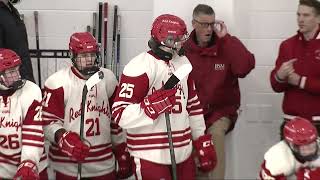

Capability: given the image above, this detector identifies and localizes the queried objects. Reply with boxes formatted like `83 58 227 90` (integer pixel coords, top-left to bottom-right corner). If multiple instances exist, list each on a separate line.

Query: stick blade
86 71 104 90
163 63 193 90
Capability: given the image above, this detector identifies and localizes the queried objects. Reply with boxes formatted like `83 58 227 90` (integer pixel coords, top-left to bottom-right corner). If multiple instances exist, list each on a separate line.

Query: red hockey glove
141 89 177 120
58 131 90 162
114 143 132 179
193 134 217 172
14 160 39 180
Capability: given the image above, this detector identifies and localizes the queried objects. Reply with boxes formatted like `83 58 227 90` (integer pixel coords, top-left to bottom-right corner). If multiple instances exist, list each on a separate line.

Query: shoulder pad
264 141 296 176
44 68 69 89
123 52 152 77
21 80 42 101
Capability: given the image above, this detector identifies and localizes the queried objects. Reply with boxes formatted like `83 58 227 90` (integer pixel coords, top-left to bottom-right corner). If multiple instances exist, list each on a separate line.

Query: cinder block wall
17 0 152 86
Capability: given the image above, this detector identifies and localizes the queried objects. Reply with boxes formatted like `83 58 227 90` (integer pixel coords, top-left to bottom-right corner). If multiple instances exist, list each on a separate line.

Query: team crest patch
214 63 225 71
0 97 11 114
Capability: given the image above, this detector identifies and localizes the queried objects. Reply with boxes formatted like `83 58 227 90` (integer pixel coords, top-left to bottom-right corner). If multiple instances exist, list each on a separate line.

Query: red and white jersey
0 81 47 179
42 67 125 177
112 51 206 164
259 141 320 180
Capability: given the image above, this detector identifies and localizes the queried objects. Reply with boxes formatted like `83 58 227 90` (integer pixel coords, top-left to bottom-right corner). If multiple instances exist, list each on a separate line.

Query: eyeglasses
193 19 215 28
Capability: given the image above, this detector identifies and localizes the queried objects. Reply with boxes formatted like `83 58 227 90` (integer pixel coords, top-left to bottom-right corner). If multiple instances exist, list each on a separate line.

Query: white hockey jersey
112 51 206 164
0 81 47 179
261 140 320 179
42 67 125 177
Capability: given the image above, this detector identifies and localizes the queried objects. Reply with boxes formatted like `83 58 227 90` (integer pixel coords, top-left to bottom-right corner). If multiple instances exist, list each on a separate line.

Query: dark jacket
0 2 35 82
184 30 255 132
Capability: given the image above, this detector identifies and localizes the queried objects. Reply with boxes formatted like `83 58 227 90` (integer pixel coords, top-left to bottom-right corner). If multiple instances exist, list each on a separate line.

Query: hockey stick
77 71 104 180
103 2 108 68
92 12 97 38
162 64 192 180
115 14 121 79
98 3 103 45
34 11 41 88
97 3 103 67
111 5 118 73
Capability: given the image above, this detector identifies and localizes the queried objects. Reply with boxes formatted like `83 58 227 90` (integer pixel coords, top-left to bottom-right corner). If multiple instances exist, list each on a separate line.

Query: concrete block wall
16 0 300 179
16 0 152 87
232 0 300 178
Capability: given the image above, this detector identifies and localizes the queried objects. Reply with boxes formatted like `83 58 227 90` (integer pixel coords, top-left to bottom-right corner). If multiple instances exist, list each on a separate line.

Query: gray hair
192 4 215 19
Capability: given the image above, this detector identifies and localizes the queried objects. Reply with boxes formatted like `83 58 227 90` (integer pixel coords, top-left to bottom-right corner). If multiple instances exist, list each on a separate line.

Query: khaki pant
197 117 231 180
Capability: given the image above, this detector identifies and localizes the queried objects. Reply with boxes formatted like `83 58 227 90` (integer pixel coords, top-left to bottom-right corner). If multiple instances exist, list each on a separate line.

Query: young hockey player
42 32 131 179
0 48 47 180
260 117 320 180
112 14 217 180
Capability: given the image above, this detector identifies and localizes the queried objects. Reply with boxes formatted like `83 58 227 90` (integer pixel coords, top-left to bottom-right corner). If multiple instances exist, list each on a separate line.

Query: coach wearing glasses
184 4 255 179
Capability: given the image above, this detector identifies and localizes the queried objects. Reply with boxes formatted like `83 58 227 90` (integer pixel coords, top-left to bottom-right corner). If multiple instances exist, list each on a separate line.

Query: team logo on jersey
314 49 320 60
0 97 11 114
0 116 22 131
214 63 225 71
69 100 110 122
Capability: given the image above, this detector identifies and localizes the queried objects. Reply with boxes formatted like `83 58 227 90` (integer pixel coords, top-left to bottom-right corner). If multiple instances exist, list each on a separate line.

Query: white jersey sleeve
42 69 67 143
186 77 205 140
19 81 45 169
264 141 296 177
112 52 155 129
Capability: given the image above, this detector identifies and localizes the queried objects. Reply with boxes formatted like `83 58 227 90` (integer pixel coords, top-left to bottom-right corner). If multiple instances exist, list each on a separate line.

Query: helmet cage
72 52 100 76
0 66 25 90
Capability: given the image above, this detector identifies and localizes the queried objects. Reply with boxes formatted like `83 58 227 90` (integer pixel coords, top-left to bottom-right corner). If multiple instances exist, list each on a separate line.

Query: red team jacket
270 29 320 123
184 30 255 130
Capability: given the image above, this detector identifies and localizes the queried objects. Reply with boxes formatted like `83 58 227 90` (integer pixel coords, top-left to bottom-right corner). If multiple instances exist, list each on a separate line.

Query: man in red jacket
270 0 320 137
184 4 255 179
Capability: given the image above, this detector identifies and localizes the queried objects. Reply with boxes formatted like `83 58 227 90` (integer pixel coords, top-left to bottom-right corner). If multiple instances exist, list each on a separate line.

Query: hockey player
42 32 131 179
259 117 320 180
112 14 217 180
0 48 47 179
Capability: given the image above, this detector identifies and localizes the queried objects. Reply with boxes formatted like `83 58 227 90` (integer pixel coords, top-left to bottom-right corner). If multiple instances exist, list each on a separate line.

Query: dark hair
299 0 320 15
192 4 215 19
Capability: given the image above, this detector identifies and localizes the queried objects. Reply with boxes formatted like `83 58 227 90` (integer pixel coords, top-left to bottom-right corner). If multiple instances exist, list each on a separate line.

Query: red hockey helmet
69 32 100 76
151 14 188 46
0 48 21 73
283 117 318 146
69 32 98 54
0 48 25 89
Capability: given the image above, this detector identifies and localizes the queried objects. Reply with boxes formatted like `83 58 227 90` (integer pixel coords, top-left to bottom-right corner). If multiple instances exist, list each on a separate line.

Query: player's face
162 34 188 52
75 52 96 71
298 141 318 157
1 66 21 87
192 13 215 46
297 5 320 35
